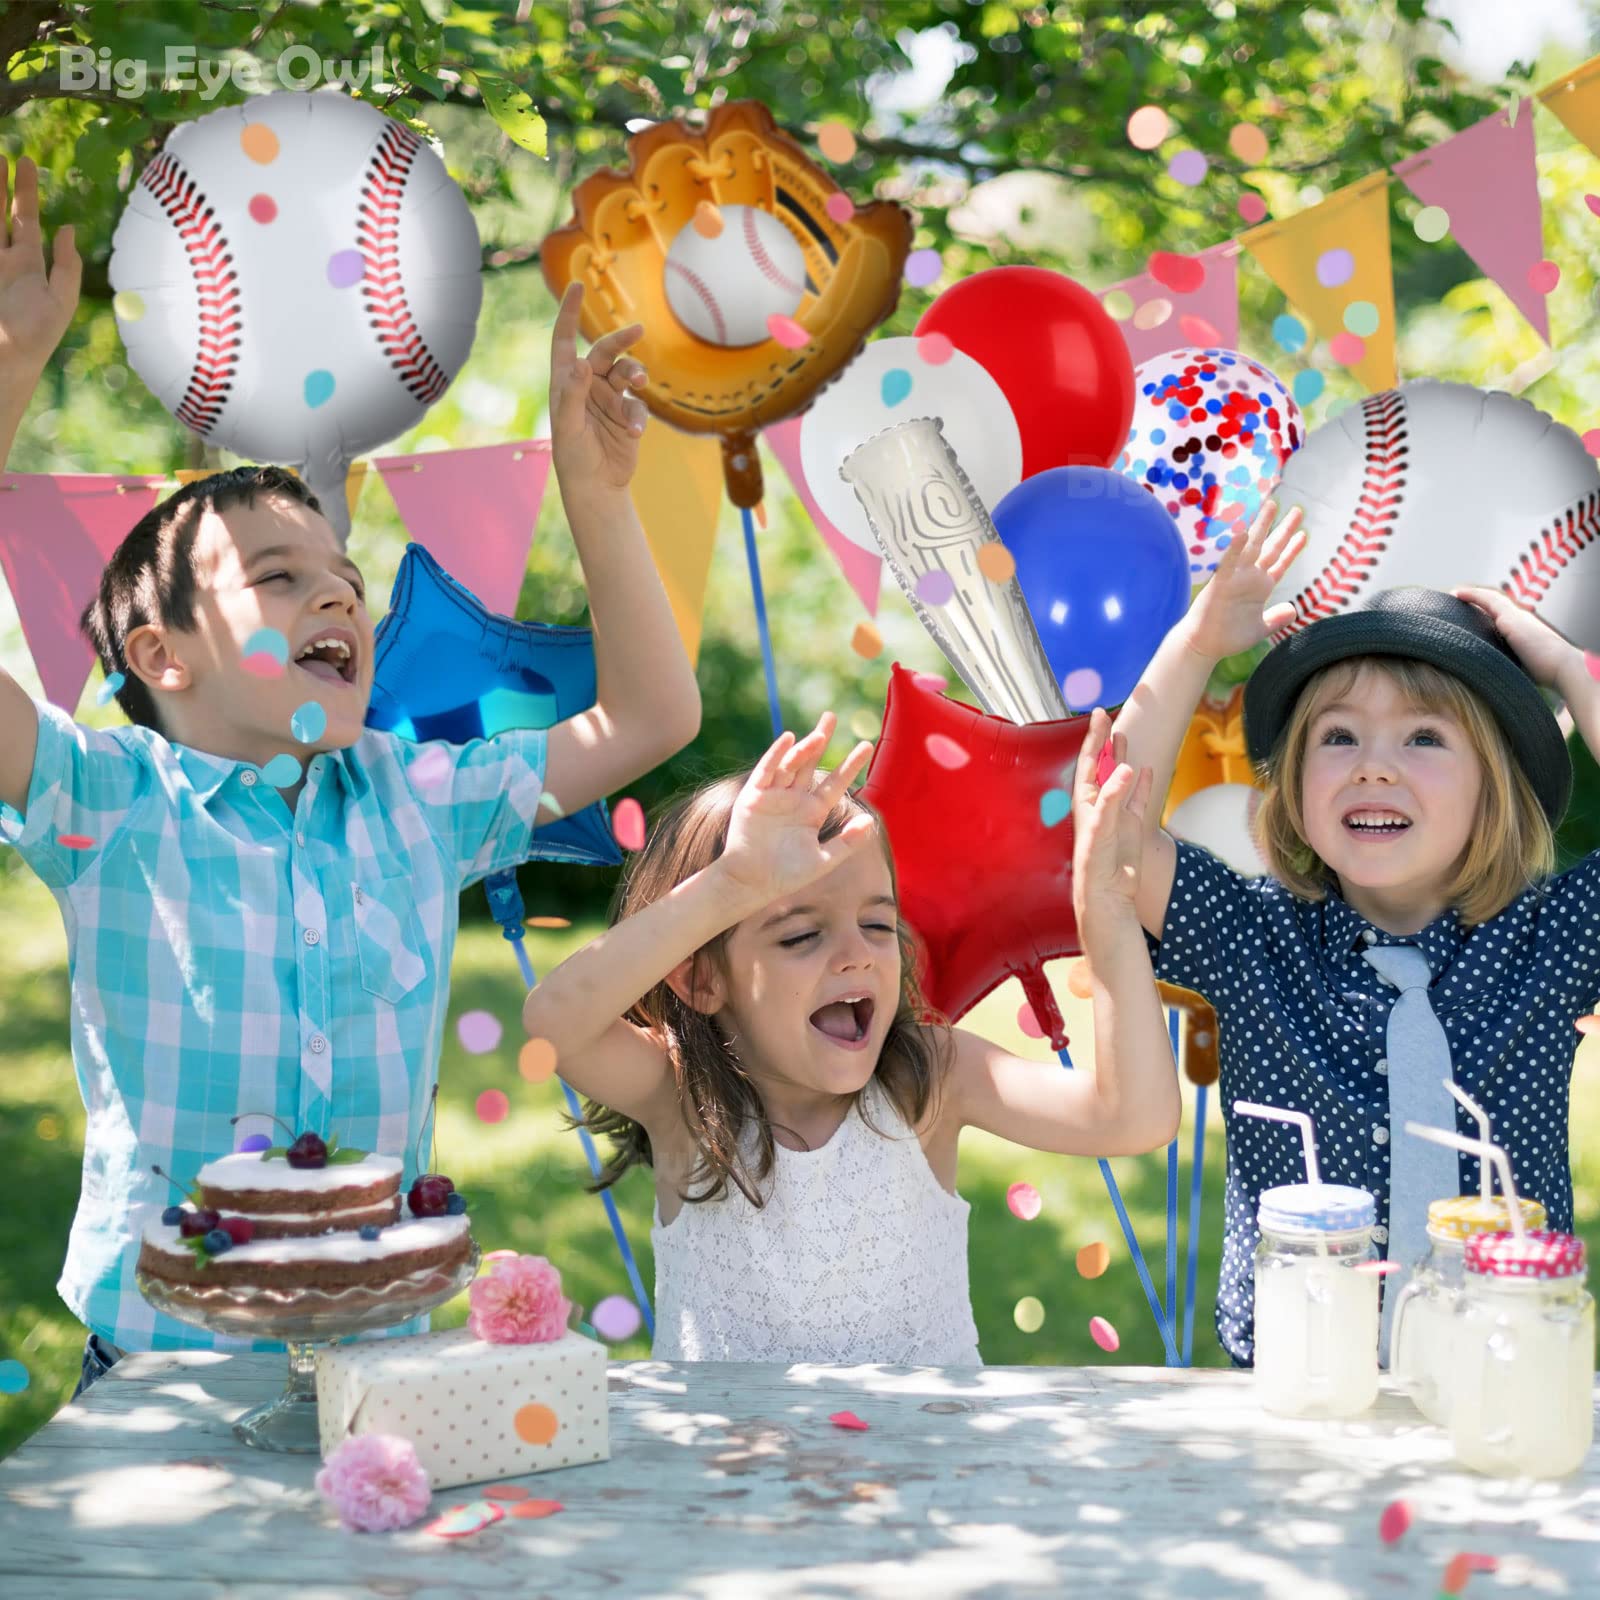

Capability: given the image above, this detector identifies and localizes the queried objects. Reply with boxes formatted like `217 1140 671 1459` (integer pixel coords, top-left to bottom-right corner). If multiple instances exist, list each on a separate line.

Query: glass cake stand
136 1243 480 1454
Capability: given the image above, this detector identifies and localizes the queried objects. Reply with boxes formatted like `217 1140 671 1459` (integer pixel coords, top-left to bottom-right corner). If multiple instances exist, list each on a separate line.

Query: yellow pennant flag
174 462 368 523
1240 172 1397 392
1539 55 1600 160
630 423 723 668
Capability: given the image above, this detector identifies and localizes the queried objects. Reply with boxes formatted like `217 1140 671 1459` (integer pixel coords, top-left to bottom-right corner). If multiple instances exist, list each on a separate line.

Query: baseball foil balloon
1271 379 1600 644
110 91 483 544
541 100 912 508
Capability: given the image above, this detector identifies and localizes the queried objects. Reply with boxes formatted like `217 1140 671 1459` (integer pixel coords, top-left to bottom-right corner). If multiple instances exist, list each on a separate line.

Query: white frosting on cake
197 1150 403 1193
143 1212 470 1266
219 1201 396 1226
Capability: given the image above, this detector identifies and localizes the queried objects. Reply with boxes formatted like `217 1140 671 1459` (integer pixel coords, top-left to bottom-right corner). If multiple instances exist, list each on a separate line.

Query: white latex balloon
800 337 1023 553
110 90 482 543
1271 379 1600 647
1167 783 1267 878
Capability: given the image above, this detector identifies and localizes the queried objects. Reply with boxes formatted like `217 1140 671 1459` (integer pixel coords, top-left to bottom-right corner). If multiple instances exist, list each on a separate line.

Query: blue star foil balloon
366 543 622 869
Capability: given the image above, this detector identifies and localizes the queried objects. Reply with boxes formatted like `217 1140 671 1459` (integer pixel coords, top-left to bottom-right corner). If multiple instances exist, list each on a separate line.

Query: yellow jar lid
1426 1194 1547 1240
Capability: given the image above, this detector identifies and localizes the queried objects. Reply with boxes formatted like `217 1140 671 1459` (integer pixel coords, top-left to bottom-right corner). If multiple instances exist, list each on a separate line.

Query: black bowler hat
1242 587 1571 823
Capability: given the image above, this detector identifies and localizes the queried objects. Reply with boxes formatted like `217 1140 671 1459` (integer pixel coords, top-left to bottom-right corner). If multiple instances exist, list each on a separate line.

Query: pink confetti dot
456 1010 503 1055
612 796 646 851
916 570 956 606
917 332 954 365
912 672 949 693
829 1410 870 1432
592 1294 643 1342
1238 193 1268 224
1148 251 1206 294
905 249 942 288
1016 1002 1046 1040
1329 331 1366 367
57 833 95 850
1528 259 1560 295
1356 1258 1402 1276
476 1089 510 1124
1167 149 1208 186
1126 105 1170 150
1089 1315 1120 1353
1179 314 1223 345
1587 194 1600 217
410 745 453 792
242 651 287 679
767 314 810 349
1095 741 1116 786
1062 667 1102 708
1584 649 1600 680
1378 1498 1413 1544
1007 1181 1043 1219
925 733 969 770
1316 247 1355 287
248 194 277 224
1583 429 1600 457
824 192 855 224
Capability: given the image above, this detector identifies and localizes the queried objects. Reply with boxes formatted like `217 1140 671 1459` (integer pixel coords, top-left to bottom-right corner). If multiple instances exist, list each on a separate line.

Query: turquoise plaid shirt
1 696 555 1352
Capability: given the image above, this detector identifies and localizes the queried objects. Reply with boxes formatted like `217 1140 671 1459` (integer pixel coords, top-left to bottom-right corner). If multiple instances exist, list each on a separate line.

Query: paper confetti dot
240 122 279 163
1126 105 1171 149
817 121 857 163
510 1498 564 1520
289 700 327 744
613 797 646 851
1343 300 1380 337
0 1360 30 1394
1587 194 1600 217
1329 331 1366 367
482 1484 530 1502
1414 204 1450 241
248 194 277 224
851 621 883 659
243 627 290 665
1583 431 1600 458
1237 193 1268 224
1062 667 1103 708
1076 1241 1110 1279
523 915 571 929
237 1132 272 1153
905 249 942 288
593 1294 643 1341
1528 259 1560 295
917 331 954 365
1014 1296 1046 1333
1316 247 1355 287
1101 288 1135 321
258 753 302 788
96 671 126 706
518 1037 559 1083
1271 314 1307 353
1228 123 1269 164
1178 313 1223 346
1015 997 1046 1038
925 733 969 770
1007 1181 1043 1218
1356 1259 1402 1277
1442 1553 1475 1595
767 313 810 349
304 369 335 408
916 570 955 606
1148 251 1206 294
692 199 724 239
849 709 880 741
829 1410 870 1431
327 249 365 288
824 192 855 224
1132 297 1172 331
1095 742 1116 786
1089 1315 1120 1353
1292 369 1325 406
1378 1498 1413 1544
426 1501 504 1538
1167 149 1208 186
1065 959 1094 1000
514 1403 559 1445
1581 1014 1600 1037
881 368 913 407
1039 787 1071 828
36 1113 60 1140
977 543 1015 583
912 672 948 693
475 1089 510 1124
457 1010 503 1055
113 290 146 322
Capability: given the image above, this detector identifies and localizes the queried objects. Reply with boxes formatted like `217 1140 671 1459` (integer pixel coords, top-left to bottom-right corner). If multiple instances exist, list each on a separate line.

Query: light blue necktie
1365 942 1459 1366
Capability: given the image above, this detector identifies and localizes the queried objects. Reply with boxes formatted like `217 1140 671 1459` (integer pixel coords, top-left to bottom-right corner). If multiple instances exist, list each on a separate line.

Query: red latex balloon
859 664 1091 1051
915 267 1135 479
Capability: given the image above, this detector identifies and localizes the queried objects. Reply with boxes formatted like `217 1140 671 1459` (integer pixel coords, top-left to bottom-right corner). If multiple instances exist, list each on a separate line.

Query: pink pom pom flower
468 1252 571 1344
315 1433 432 1533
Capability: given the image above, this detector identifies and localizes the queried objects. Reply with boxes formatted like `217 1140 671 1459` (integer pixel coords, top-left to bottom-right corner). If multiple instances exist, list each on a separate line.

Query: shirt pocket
351 871 428 1004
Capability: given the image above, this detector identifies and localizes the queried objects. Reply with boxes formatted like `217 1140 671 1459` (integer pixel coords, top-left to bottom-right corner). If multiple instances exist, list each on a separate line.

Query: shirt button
1375 1057 1389 1075
1361 929 1378 945
309 1035 327 1054
1373 1225 1389 1244
240 770 257 787
304 928 320 946
1373 1125 1390 1145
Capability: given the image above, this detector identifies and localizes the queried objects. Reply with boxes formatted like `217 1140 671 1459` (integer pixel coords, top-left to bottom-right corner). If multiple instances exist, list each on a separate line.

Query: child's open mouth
1343 807 1412 840
809 995 876 1050
293 634 358 688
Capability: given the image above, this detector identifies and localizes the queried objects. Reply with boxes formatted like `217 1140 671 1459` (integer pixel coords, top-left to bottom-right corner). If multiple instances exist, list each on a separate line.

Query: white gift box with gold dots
315 1326 609 1490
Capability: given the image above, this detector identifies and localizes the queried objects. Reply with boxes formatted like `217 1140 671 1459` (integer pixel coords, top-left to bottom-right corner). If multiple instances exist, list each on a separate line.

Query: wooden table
1 1354 1596 1598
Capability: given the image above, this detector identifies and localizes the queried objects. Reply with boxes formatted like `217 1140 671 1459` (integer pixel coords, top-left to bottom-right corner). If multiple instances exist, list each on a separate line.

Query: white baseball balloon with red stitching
109 90 482 543
1269 379 1600 648
662 204 807 347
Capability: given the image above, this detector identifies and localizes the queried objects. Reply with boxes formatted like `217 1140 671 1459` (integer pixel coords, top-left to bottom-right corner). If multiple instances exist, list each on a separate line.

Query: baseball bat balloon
110 91 483 545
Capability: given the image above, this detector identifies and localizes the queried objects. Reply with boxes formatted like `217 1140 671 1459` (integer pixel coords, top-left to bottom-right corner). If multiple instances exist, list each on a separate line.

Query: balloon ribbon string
1167 1006 1180 1363
741 504 784 739
1185 1083 1207 1366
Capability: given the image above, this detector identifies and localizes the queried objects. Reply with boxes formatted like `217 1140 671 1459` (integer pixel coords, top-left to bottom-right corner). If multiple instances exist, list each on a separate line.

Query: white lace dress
650 1078 982 1365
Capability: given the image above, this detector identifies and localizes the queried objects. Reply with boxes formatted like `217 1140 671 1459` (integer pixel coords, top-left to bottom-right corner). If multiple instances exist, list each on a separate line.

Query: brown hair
567 773 950 1208
1253 656 1555 924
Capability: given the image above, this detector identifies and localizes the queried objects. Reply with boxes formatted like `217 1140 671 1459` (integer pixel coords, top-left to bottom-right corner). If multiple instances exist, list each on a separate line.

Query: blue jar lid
1258 1183 1376 1234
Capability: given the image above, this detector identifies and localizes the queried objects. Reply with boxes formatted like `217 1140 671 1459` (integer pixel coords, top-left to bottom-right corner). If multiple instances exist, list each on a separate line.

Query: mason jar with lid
1450 1230 1594 1479
1254 1183 1379 1418
1391 1194 1548 1425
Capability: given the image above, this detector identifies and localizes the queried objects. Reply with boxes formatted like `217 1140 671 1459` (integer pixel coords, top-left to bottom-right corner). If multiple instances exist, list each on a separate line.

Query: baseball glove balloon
541 101 912 507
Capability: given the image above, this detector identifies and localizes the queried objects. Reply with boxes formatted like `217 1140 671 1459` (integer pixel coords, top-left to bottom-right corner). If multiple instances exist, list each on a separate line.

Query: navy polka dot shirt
1150 840 1599 1368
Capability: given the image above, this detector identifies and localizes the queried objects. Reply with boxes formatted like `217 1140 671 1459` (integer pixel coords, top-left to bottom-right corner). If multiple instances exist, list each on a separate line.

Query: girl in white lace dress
523 709 1180 1365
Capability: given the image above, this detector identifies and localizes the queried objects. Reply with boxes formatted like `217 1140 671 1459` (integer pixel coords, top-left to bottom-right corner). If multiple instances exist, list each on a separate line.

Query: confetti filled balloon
1118 347 1303 581
110 91 482 545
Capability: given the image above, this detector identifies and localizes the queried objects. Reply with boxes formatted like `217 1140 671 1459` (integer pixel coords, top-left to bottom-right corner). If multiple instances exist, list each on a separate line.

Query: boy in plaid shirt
0 157 700 1386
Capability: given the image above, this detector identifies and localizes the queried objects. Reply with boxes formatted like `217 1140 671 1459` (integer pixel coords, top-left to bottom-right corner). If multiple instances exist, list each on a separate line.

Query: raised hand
1182 497 1308 661
0 156 80 379
718 711 878 907
548 281 649 492
1452 585 1581 692
1072 708 1153 913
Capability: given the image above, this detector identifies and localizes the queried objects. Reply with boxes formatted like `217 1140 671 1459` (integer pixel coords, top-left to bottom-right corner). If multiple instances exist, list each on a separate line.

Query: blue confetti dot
1272 315 1308 354
242 627 289 665
290 700 328 744
304 370 336 408
1293 369 1326 406
0 1360 29 1394
881 368 913 407
1039 788 1071 828
257 753 303 788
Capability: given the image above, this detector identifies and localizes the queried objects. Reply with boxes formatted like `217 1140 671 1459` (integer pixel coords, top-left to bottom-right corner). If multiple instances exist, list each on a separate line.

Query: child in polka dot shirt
1108 497 1598 1366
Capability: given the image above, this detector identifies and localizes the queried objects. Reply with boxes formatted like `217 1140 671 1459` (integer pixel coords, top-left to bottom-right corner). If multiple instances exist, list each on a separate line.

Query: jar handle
1390 1282 1416 1392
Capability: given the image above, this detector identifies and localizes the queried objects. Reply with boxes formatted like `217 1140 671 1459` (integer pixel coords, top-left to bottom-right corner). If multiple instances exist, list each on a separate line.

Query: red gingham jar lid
1464 1229 1586 1280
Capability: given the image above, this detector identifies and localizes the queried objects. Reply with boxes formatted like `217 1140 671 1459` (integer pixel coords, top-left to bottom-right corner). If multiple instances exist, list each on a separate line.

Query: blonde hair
1253 656 1555 925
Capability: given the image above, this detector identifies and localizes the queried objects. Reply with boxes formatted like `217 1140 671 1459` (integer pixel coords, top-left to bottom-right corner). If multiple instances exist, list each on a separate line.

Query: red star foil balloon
859 663 1092 1051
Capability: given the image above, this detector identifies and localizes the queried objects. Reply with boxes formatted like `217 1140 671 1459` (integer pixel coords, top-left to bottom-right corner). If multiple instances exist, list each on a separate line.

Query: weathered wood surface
1 1353 1595 1599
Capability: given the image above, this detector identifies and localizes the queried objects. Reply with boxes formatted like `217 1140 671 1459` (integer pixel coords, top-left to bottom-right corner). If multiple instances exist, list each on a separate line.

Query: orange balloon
541 101 912 508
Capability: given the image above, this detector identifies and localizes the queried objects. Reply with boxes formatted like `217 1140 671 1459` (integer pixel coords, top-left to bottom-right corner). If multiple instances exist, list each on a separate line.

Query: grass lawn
3 863 1597 1460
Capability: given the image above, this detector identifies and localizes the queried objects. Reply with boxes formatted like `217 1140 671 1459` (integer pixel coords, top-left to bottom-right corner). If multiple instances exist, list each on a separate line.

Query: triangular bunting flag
376 442 549 617
764 417 881 615
0 473 164 711
630 423 723 668
1240 172 1398 392
1393 101 1549 343
1104 242 1242 366
1539 56 1600 162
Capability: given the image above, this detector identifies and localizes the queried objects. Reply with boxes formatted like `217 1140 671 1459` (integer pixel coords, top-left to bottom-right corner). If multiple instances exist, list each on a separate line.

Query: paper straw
1234 1101 1320 1187
1443 1079 1493 1203
1403 1125 1527 1242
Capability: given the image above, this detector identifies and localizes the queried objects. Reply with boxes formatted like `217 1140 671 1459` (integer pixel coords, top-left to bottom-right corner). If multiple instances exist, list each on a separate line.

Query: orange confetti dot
1228 123 1269 164
816 122 857 163
524 915 572 929
977 543 1016 583
482 1483 530 1502
692 200 723 239
519 1037 559 1082
1076 1241 1110 1279
767 313 810 349
510 1498 564 1519
240 123 280 163
57 834 95 850
1576 1013 1600 1035
476 1089 510 1124
613 796 646 851
851 621 884 659
514 1403 560 1445
925 733 969 770
1442 1553 1475 1595
1065 958 1095 1000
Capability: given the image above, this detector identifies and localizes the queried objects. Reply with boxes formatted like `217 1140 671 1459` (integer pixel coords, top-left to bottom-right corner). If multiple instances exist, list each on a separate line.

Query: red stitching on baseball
740 205 805 298
138 152 240 435
1503 489 1600 609
665 259 728 344
358 125 450 405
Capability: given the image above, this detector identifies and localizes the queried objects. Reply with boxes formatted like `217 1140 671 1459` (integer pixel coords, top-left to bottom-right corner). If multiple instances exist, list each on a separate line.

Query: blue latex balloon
366 543 621 869
993 467 1191 710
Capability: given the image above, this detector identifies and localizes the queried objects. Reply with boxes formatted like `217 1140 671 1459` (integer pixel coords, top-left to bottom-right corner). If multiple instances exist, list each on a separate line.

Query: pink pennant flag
375 441 551 617
0 473 164 712
1105 242 1241 365
1394 101 1548 342
764 417 881 616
